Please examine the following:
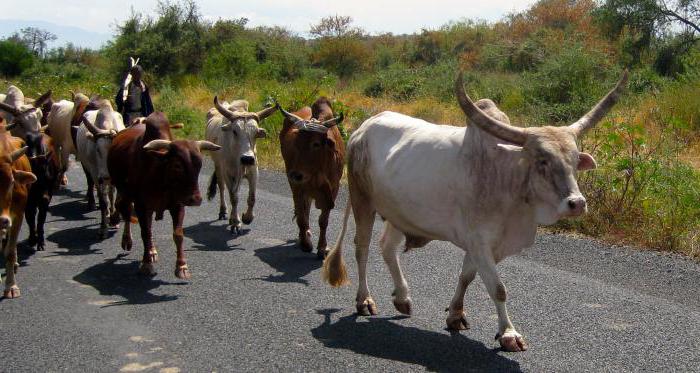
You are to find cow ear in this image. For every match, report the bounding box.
[13,170,37,185]
[256,128,267,139]
[578,152,597,171]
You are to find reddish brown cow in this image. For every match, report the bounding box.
[107,112,220,279]
[278,97,345,258]
[0,118,37,298]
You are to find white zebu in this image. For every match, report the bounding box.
[46,92,92,181]
[0,86,52,139]
[75,100,125,238]
[323,71,628,352]
[205,97,276,234]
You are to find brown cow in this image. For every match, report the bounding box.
[107,112,220,279]
[0,118,37,298]
[24,131,61,251]
[278,97,345,258]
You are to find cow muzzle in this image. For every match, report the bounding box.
[0,215,11,230]
[559,195,587,217]
[185,192,203,207]
[240,155,256,166]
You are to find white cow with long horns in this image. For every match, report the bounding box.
[322,70,628,352]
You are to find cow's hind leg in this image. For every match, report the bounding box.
[136,206,157,276]
[117,194,132,251]
[84,165,96,210]
[36,196,50,251]
[108,185,120,227]
[170,205,190,280]
[446,253,477,330]
[96,181,109,239]
[475,252,527,352]
[351,186,377,315]
[241,167,257,225]
[380,222,412,315]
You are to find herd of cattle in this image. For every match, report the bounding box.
[0,69,628,352]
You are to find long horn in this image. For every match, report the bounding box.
[569,70,629,137]
[321,112,344,128]
[130,57,136,67]
[196,140,221,152]
[81,116,110,137]
[0,102,21,116]
[34,90,52,107]
[143,139,172,151]
[278,104,304,124]
[255,104,278,120]
[454,72,527,145]
[214,96,242,123]
[10,146,27,162]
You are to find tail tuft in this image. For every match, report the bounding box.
[321,201,352,287]
[207,171,218,201]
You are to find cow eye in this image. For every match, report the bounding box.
[538,159,548,167]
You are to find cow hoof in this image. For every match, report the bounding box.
[230,225,242,236]
[393,297,412,315]
[147,248,158,263]
[37,242,45,251]
[109,213,121,227]
[218,211,227,220]
[87,202,96,211]
[26,235,37,246]
[97,229,108,239]
[139,262,157,277]
[316,246,330,259]
[497,330,528,352]
[242,212,253,225]
[175,265,190,280]
[356,298,378,316]
[446,310,469,330]
[299,230,313,252]
[61,175,68,186]
[3,285,20,299]
[130,215,138,224]
[121,236,132,251]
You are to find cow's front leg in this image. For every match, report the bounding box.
[227,175,243,235]
[316,208,331,259]
[446,253,477,330]
[24,200,37,247]
[108,184,119,227]
[475,253,527,352]
[136,206,157,276]
[84,165,95,210]
[241,167,257,225]
[3,215,24,298]
[380,222,412,315]
[96,181,109,239]
[170,205,190,280]
[292,190,312,252]
[216,170,227,220]
[36,196,50,251]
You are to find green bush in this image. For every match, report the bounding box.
[0,40,35,77]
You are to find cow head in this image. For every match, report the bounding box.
[24,132,56,186]
[213,96,275,166]
[80,101,124,183]
[278,103,344,185]
[455,70,628,223]
[143,138,220,207]
[0,145,36,237]
[0,86,52,137]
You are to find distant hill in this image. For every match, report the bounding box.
[0,19,112,50]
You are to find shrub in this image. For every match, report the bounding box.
[0,40,35,77]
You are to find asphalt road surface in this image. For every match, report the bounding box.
[2,159,700,372]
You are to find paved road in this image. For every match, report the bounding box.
[2,160,700,372]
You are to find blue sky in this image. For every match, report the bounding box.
[1,0,535,47]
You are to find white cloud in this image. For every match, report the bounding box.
[1,0,536,37]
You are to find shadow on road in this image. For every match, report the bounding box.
[47,197,94,223]
[183,221,244,251]
[311,309,522,372]
[46,222,115,255]
[252,240,320,286]
[73,253,184,306]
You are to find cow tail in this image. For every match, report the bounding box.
[321,199,351,287]
[207,171,218,201]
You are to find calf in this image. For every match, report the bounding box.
[75,100,126,238]
[278,97,345,258]
[205,97,276,234]
[0,119,37,298]
[107,112,220,279]
[24,132,61,251]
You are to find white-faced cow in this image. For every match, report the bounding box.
[75,100,126,238]
[322,71,628,351]
[205,97,276,234]
[0,86,52,140]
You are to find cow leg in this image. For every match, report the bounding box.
[475,253,527,352]
[351,189,377,315]
[446,253,477,330]
[24,198,37,247]
[36,196,50,251]
[108,184,120,227]
[84,165,96,210]
[3,214,24,298]
[316,208,331,259]
[117,194,132,251]
[227,175,243,235]
[170,206,190,280]
[216,168,227,220]
[96,181,109,239]
[380,222,412,315]
[241,167,256,225]
[136,206,157,276]
[292,191,312,252]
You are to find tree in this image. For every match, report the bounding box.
[310,15,364,38]
[309,16,368,78]
[18,27,57,57]
[0,40,35,76]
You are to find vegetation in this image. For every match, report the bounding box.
[1,0,699,258]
